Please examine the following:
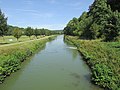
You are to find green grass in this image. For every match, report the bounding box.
[0,35,44,45]
[0,35,56,83]
[65,36,120,90]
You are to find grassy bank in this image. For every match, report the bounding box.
[0,35,45,45]
[65,36,120,90]
[0,35,56,83]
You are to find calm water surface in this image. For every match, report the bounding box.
[0,35,103,90]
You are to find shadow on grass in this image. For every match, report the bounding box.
[0,43,9,45]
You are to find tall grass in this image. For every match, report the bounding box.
[65,36,120,90]
[0,36,56,83]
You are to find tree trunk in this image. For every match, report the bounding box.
[36,36,38,39]
[17,38,19,42]
[29,36,31,40]
[2,35,5,41]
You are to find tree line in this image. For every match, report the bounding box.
[9,26,57,40]
[0,9,62,41]
[64,0,120,42]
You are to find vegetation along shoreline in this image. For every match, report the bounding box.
[64,35,120,90]
[64,0,120,90]
[0,35,57,84]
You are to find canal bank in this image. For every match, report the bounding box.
[0,35,103,90]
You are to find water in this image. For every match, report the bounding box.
[0,35,103,90]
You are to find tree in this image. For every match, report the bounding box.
[25,27,33,39]
[40,28,45,35]
[34,28,40,39]
[0,9,8,39]
[78,12,88,22]
[89,23,101,39]
[104,11,120,41]
[12,28,22,41]
[44,29,52,36]
[77,12,91,38]
[80,16,93,39]
[64,0,120,42]
[88,0,112,38]
[7,25,14,35]
[64,17,79,36]
[108,0,120,12]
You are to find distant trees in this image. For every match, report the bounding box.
[51,30,63,34]
[64,0,120,42]
[12,28,22,41]
[0,8,61,41]
[34,28,41,39]
[7,25,25,36]
[24,27,58,39]
[0,9,8,39]
[25,27,33,39]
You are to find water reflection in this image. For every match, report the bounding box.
[64,38,78,60]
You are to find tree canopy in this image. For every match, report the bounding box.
[64,0,120,42]
[12,28,22,41]
[0,9,8,37]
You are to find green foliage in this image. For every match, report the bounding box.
[7,25,25,36]
[89,23,100,39]
[64,0,120,42]
[53,30,63,34]
[0,9,8,37]
[104,11,120,41]
[25,27,33,39]
[34,28,41,39]
[108,0,120,12]
[7,25,59,37]
[12,28,22,41]
[0,35,56,83]
[64,17,79,36]
[65,36,120,90]
[77,12,88,36]
[33,28,58,37]
[80,16,93,39]
[43,29,52,36]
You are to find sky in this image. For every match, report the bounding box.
[0,0,94,30]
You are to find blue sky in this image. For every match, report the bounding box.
[0,0,94,30]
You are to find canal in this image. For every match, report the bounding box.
[0,35,102,90]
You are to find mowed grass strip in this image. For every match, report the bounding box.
[0,35,45,45]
